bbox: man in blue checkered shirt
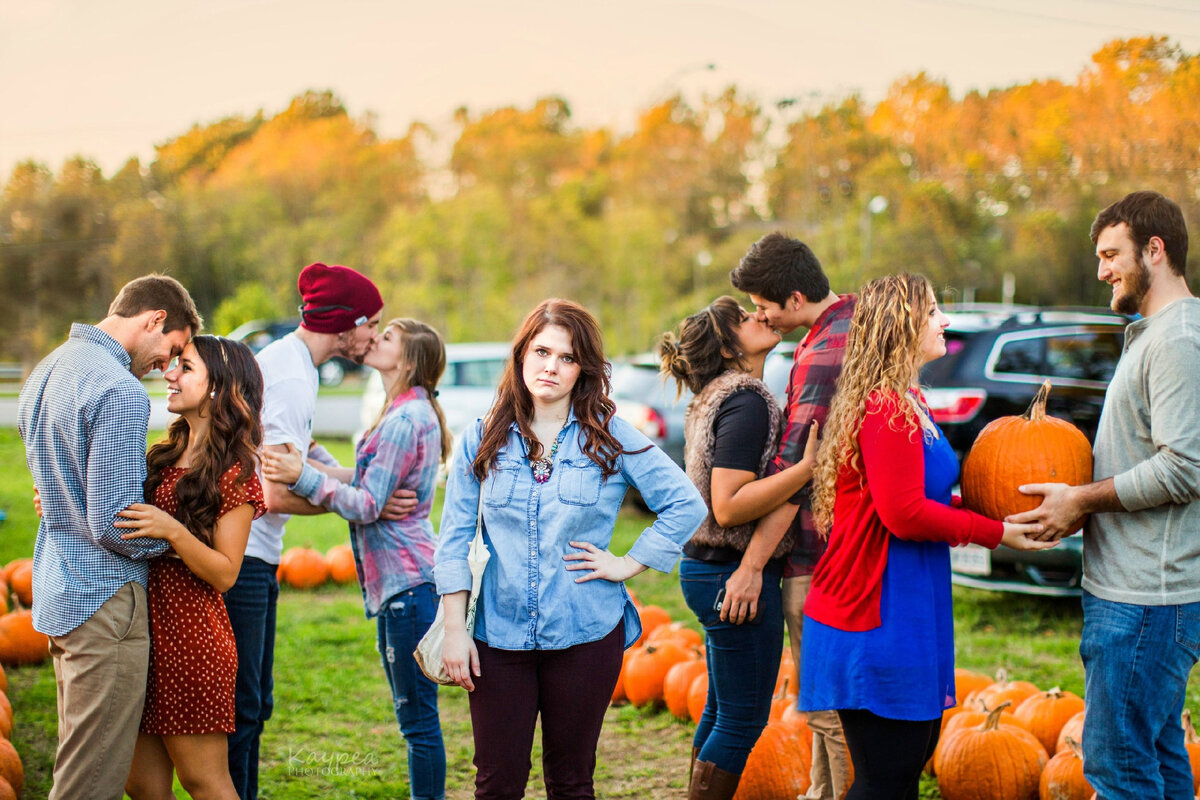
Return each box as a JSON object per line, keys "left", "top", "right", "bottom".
{"left": 18, "top": 274, "right": 201, "bottom": 800}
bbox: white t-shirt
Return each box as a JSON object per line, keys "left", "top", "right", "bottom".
{"left": 246, "top": 332, "right": 319, "bottom": 563}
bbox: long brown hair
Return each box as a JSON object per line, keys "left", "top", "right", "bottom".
{"left": 811, "top": 274, "right": 934, "bottom": 534}
{"left": 472, "top": 299, "right": 631, "bottom": 481}
{"left": 364, "top": 318, "right": 453, "bottom": 463}
{"left": 144, "top": 336, "right": 264, "bottom": 546}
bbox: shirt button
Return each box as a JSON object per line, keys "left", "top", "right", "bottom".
{"left": 531, "top": 610, "right": 538, "bottom": 617}
{"left": 529, "top": 521, "right": 536, "bottom": 528}
{"left": 530, "top": 581, "right": 536, "bottom": 588}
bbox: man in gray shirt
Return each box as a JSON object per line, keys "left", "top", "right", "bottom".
{"left": 1014, "top": 191, "right": 1199, "bottom": 798}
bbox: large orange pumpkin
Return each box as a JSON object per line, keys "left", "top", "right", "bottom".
{"left": 954, "top": 668, "right": 993, "bottom": 706}
{"left": 1055, "top": 710, "right": 1086, "bottom": 754}
{"left": 932, "top": 700, "right": 1023, "bottom": 772}
{"left": 280, "top": 547, "right": 329, "bottom": 589}
{"left": 0, "top": 663, "right": 6, "bottom": 694}
{"left": 1183, "top": 709, "right": 1200, "bottom": 793}
{"left": 647, "top": 621, "right": 703, "bottom": 649}
{"left": 0, "top": 775, "right": 15, "bottom": 800}
{"left": 0, "top": 692, "right": 10, "bottom": 739}
{"left": 1014, "top": 687, "right": 1085, "bottom": 754}
{"left": 967, "top": 669, "right": 1040, "bottom": 713}
{"left": 0, "top": 610, "right": 50, "bottom": 665}
{"left": 687, "top": 672, "right": 708, "bottom": 724}
{"left": 961, "top": 380, "right": 1093, "bottom": 530}
{"left": 5, "top": 563, "right": 31, "bottom": 610}
{"left": 664, "top": 658, "right": 707, "bottom": 720}
{"left": 0, "top": 562, "right": 27, "bottom": 588}
{"left": 0, "top": 737, "right": 21, "bottom": 797}
{"left": 936, "top": 706, "right": 1048, "bottom": 800}
{"left": 0, "top": 580, "right": 8, "bottom": 615}
{"left": 732, "top": 720, "right": 812, "bottom": 800}
{"left": 635, "top": 605, "right": 671, "bottom": 646}
{"left": 775, "top": 649, "right": 796, "bottom": 694}
{"left": 1039, "top": 736, "right": 1093, "bottom": 800}
{"left": 623, "top": 641, "right": 690, "bottom": 707}
{"left": 325, "top": 544, "right": 358, "bottom": 585}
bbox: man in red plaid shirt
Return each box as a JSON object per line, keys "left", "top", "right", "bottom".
{"left": 729, "top": 232, "right": 856, "bottom": 800}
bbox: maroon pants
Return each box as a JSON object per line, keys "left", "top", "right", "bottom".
{"left": 468, "top": 621, "right": 624, "bottom": 800}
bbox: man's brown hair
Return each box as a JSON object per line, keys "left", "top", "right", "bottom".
{"left": 1091, "top": 191, "right": 1189, "bottom": 277}
{"left": 107, "top": 274, "right": 203, "bottom": 334}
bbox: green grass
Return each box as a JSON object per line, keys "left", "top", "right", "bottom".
{"left": 2, "top": 430, "right": 1197, "bottom": 798}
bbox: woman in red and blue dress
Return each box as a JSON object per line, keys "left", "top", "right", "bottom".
{"left": 116, "top": 335, "right": 266, "bottom": 800}
{"left": 799, "top": 274, "right": 1053, "bottom": 800}
{"left": 262, "top": 319, "right": 451, "bottom": 800}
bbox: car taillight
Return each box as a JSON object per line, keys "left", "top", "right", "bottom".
{"left": 923, "top": 388, "right": 987, "bottom": 424}
{"left": 615, "top": 401, "right": 668, "bottom": 441}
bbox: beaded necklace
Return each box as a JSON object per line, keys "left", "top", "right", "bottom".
{"left": 528, "top": 420, "right": 569, "bottom": 484}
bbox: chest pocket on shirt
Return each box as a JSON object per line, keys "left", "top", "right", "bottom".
{"left": 484, "top": 460, "right": 522, "bottom": 507}
{"left": 557, "top": 458, "right": 602, "bottom": 506}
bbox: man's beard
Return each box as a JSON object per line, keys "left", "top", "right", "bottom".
{"left": 336, "top": 329, "right": 367, "bottom": 364}
{"left": 1112, "top": 255, "right": 1151, "bottom": 316}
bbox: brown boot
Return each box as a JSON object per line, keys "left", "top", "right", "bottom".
{"left": 688, "top": 759, "right": 741, "bottom": 800}
{"left": 688, "top": 746, "right": 701, "bottom": 784}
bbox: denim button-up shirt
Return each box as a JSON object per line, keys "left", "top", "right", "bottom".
{"left": 434, "top": 411, "right": 706, "bottom": 650}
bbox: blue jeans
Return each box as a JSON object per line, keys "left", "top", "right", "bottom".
{"left": 679, "top": 557, "right": 784, "bottom": 775}
{"left": 377, "top": 583, "right": 446, "bottom": 800}
{"left": 1080, "top": 590, "right": 1200, "bottom": 799}
{"left": 223, "top": 556, "right": 278, "bottom": 800}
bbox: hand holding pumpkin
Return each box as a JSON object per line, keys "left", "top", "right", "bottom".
{"left": 115, "top": 503, "right": 189, "bottom": 544}
{"left": 1009, "top": 482, "right": 1085, "bottom": 541}
{"left": 999, "top": 520, "right": 1058, "bottom": 551}
{"left": 261, "top": 443, "right": 305, "bottom": 485}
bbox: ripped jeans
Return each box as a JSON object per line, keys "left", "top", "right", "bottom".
{"left": 378, "top": 582, "right": 446, "bottom": 800}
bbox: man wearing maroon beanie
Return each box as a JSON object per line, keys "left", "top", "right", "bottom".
{"left": 224, "top": 262, "right": 387, "bottom": 799}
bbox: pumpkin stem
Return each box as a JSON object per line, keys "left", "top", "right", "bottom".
{"left": 1064, "top": 736, "right": 1084, "bottom": 759}
{"left": 993, "top": 667, "right": 1009, "bottom": 684}
{"left": 981, "top": 702, "right": 1011, "bottom": 732}
{"left": 1022, "top": 380, "right": 1053, "bottom": 422}
{"left": 776, "top": 677, "right": 790, "bottom": 699}
{"left": 1184, "top": 709, "right": 1200, "bottom": 745}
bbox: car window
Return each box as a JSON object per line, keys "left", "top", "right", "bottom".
{"left": 1044, "top": 332, "right": 1122, "bottom": 382}
{"left": 451, "top": 358, "right": 507, "bottom": 388}
{"left": 992, "top": 337, "right": 1043, "bottom": 375}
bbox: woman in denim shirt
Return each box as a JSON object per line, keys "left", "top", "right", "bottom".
{"left": 435, "top": 299, "right": 706, "bottom": 800}
{"left": 262, "top": 319, "right": 451, "bottom": 800}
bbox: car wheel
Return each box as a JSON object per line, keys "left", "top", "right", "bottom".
{"left": 318, "top": 360, "right": 346, "bottom": 387}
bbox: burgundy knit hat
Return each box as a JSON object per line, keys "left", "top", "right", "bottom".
{"left": 297, "top": 262, "right": 383, "bottom": 334}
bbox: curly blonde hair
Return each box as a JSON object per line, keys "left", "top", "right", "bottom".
{"left": 811, "top": 273, "right": 936, "bottom": 534}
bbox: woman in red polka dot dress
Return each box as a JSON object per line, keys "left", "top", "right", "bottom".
{"left": 115, "top": 335, "right": 266, "bottom": 800}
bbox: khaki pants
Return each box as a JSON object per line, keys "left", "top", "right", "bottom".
{"left": 783, "top": 575, "right": 851, "bottom": 800}
{"left": 48, "top": 581, "right": 150, "bottom": 800}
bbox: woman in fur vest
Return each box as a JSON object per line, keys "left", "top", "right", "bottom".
{"left": 660, "top": 296, "right": 819, "bottom": 800}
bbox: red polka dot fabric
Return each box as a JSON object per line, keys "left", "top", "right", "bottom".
{"left": 140, "top": 463, "right": 266, "bottom": 736}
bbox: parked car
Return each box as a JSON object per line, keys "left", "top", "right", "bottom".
{"left": 611, "top": 356, "right": 690, "bottom": 467}
{"left": 228, "top": 318, "right": 364, "bottom": 387}
{"left": 357, "top": 342, "right": 510, "bottom": 445}
{"left": 610, "top": 341, "right": 799, "bottom": 470}
{"left": 917, "top": 304, "right": 1131, "bottom": 597}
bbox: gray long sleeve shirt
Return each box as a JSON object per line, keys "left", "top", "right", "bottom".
{"left": 1084, "top": 297, "right": 1200, "bottom": 605}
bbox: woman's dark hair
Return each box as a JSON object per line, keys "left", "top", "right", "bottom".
{"left": 473, "top": 298, "right": 635, "bottom": 481}
{"left": 144, "top": 336, "right": 264, "bottom": 546}
{"left": 659, "top": 296, "right": 750, "bottom": 396}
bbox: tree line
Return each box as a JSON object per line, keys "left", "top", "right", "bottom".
{"left": 1, "top": 36, "right": 1196, "bottom": 364}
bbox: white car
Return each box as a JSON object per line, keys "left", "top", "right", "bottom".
{"left": 356, "top": 342, "right": 511, "bottom": 447}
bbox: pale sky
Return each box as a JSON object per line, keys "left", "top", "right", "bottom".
{"left": 3, "top": 0, "right": 1198, "bottom": 180}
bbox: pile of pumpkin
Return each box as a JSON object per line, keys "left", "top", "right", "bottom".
{"left": 611, "top": 601, "right": 817, "bottom": 799}
{"left": 276, "top": 544, "right": 357, "bottom": 589}
{"left": 0, "top": 559, "right": 43, "bottom": 799}
{"left": 612, "top": 602, "right": 1200, "bottom": 800}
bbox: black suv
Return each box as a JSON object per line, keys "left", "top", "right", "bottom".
{"left": 918, "top": 304, "right": 1131, "bottom": 597}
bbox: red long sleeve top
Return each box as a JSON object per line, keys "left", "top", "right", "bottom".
{"left": 804, "top": 391, "right": 1004, "bottom": 631}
